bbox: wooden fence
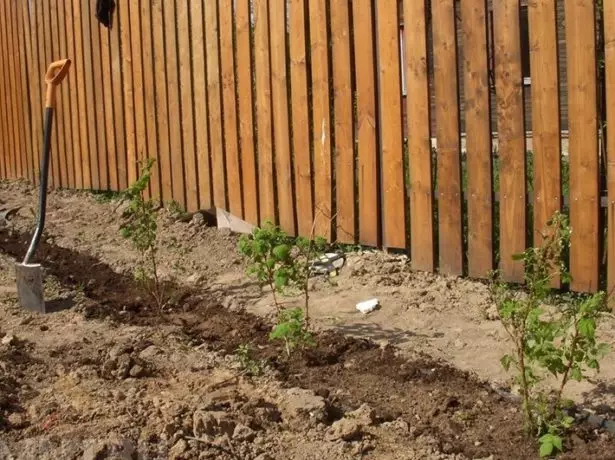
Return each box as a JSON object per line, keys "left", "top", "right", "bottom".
{"left": 0, "top": 0, "right": 611, "bottom": 294}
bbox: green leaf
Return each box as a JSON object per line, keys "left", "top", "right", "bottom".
{"left": 570, "top": 367, "right": 583, "bottom": 382}
{"left": 512, "top": 252, "right": 525, "bottom": 261}
{"left": 578, "top": 318, "right": 596, "bottom": 338}
{"left": 539, "top": 439, "right": 553, "bottom": 458}
{"left": 500, "top": 354, "right": 514, "bottom": 371}
{"left": 272, "top": 244, "right": 291, "bottom": 261}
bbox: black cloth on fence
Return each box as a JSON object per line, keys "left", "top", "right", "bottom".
{"left": 96, "top": 0, "right": 116, "bottom": 29}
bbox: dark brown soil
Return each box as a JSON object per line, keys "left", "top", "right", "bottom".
{"left": 1, "top": 227, "right": 614, "bottom": 459}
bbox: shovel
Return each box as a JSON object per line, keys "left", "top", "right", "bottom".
{"left": 15, "top": 59, "right": 71, "bottom": 313}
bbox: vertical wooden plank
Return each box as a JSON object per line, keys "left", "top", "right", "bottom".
{"left": 375, "top": 0, "right": 405, "bottom": 249}
{"left": 73, "top": 0, "right": 92, "bottom": 189}
{"left": 130, "top": 0, "right": 147, "bottom": 196}
{"left": 65, "top": 0, "right": 83, "bottom": 189}
{"left": 119, "top": 0, "right": 136, "bottom": 186}
{"left": 50, "top": 0, "right": 68, "bottom": 187}
{"left": 236, "top": 0, "right": 257, "bottom": 222}
{"left": 190, "top": 0, "right": 212, "bottom": 210}
{"left": 205, "top": 0, "right": 226, "bottom": 210}
{"left": 152, "top": 0, "right": 172, "bottom": 199}
{"left": 309, "top": 0, "right": 332, "bottom": 239}
{"left": 29, "top": 1, "right": 42, "bottom": 184}
{"left": 289, "top": 0, "right": 314, "bottom": 237}
{"left": 218, "top": 0, "right": 243, "bottom": 218}
{"left": 331, "top": 0, "right": 354, "bottom": 243}
{"left": 7, "top": 0, "right": 23, "bottom": 179}
{"left": 493, "top": 0, "right": 526, "bottom": 283}
{"left": 91, "top": 0, "right": 109, "bottom": 190}
{"left": 404, "top": 0, "right": 434, "bottom": 270}
{"left": 528, "top": 0, "right": 561, "bottom": 286}
{"left": 81, "top": 0, "right": 100, "bottom": 189}
{"left": 0, "top": 0, "right": 15, "bottom": 179}
{"left": 269, "top": 0, "right": 295, "bottom": 234}
{"left": 605, "top": 0, "right": 615, "bottom": 303}
{"left": 253, "top": 0, "right": 274, "bottom": 223}
{"left": 177, "top": 0, "right": 198, "bottom": 211}
{"left": 0, "top": 0, "right": 5, "bottom": 180}
{"left": 42, "top": 0, "right": 55, "bottom": 185}
{"left": 100, "top": 24, "right": 117, "bottom": 191}
{"left": 16, "top": 1, "right": 33, "bottom": 182}
{"left": 57, "top": 0, "right": 75, "bottom": 188}
{"left": 141, "top": 0, "right": 160, "bottom": 199}
{"left": 565, "top": 0, "right": 599, "bottom": 292}
{"left": 432, "top": 0, "right": 463, "bottom": 275}
{"left": 461, "top": 0, "right": 493, "bottom": 278}
{"left": 111, "top": 11, "right": 127, "bottom": 191}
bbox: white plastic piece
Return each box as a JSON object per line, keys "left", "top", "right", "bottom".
{"left": 356, "top": 298, "right": 379, "bottom": 314}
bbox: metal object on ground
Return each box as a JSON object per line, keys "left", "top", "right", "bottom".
{"left": 16, "top": 59, "right": 71, "bottom": 313}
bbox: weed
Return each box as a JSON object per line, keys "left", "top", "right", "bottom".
{"left": 120, "top": 159, "right": 166, "bottom": 311}
{"left": 238, "top": 221, "right": 294, "bottom": 310}
{"left": 293, "top": 235, "right": 328, "bottom": 327}
{"left": 492, "top": 212, "right": 611, "bottom": 457}
{"left": 91, "top": 190, "right": 122, "bottom": 204}
{"left": 269, "top": 308, "right": 314, "bottom": 357}
{"left": 166, "top": 200, "right": 184, "bottom": 218}
{"left": 235, "top": 344, "right": 266, "bottom": 376}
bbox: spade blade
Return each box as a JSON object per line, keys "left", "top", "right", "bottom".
{"left": 15, "top": 263, "right": 45, "bottom": 313}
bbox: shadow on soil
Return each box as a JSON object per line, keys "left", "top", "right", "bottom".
{"left": 0, "top": 228, "right": 614, "bottom": 459}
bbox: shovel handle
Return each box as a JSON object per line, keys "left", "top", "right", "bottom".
{"left": 45, "top": 59, "right": 71, "bottom": 108}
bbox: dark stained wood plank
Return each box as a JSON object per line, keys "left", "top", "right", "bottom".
{"left": 565, "top": 0, "right": 599, "bottom": 292}
{"left": 461, "top": 0, "right": 493, "bottom": 279}
{"left": 403, "top": 0, "right": 434, "bottom": 270}
{"left": 289, "top": 0, "right": 314, "bottom": 237}
{"left": 493, "top": 0, "right": 526, "bottom": 283}
{"left": 57, "top": 0, "right": 74, "bottom": 188}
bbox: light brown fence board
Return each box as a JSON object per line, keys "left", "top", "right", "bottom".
{"left": 432, "top": 0, "right": 463, "bottom": 275}
{"left": 493, "top": 0, "right": 526, "bottom": 283}
{"left": 565, "top": 0, "right": 599, "bottom": 292}
{"left": 289, "top": 0, "right": 314, "bottom": 237}
{"left": 404, "top": 0, "right": 434, "bottom": 271}
{"left": 461, "top": 0, "right": 492, "bottom": 279}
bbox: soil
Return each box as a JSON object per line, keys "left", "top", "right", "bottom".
{"left": 0, "top": 180, "right": 614, "bottom": 459}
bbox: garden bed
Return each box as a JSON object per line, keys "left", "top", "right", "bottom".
{"left": 0, "top": 180, "right": 613, "bottom": 459}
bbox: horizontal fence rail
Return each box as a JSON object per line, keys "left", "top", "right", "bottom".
{"left": 0, "top": 0, "right": 612, "bottom": 295}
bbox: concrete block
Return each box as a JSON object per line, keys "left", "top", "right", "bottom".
{"left": 216, "top": 208, "right": 255, "bottom": 235}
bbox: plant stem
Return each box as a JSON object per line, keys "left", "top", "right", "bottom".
{"left": 553, "top": 319, "right": 581, "bottom": 417}
{"left": 517, "top": 338, "right": 534, "bottom": 430}
{"left": 270, "top": 281, "right": 279, "bottom": 310}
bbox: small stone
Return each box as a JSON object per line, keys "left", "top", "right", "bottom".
{"left": 138, "top": 345, "right": 162, "bottom": 360}
{"left": 1, "top": 335, "right": 15, "bottom": 346}
{"left": 604, "top": 419, "right": 615, "bottom": 434}
{"left": 191, "top": 212, "right": 206, "bottom": 226}
{"left": 115, "top": 355, "right": 133, "bottom": 379}
{"left": 232, "top": 423, "right": 256, "bottom": 442}
{"left": 254, "top": 455, "right": 273, "bottom": 460}
{"left": 186, "top": 273, "right": 203, "bottom": 284}
{"left": 454, "top": 339, "right": 466, "bottom": 349}
{"left": 129, "top": 365, "right": 147, "bottom": 378}
{"left": 474, "top": 441, "right": 482, "bottom": 447}
{"left": 169, "top": 439, "right": 188, "bottom": 459}
{"left": 588, "top": 414, "right": 605, "bottom": 427}
{"left": 109, "top": 344, "right": 133, "bottom": 360}
{"left": 326, "top": 418, "right": 363, "bottom": 442}
{"left": 279, "top": 388, "right": 327, "bottom": 425}
{"left": 7, "top": 413, "right": 25, "bottom": 427}
{"left": 346, "top": 404, "right": 375, "bottom": 426}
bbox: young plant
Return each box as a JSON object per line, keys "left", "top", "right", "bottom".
{"left": 269, "top": 307, "right": 314, "bottom": 357}
{"left": 120, "top": 159, "right": 165, "bottom": 311}
{"left": 238, "top": 221, "right": 294, "bottom": 310}
{"left": 235, "top": 344, "right": 266, "bottom": 376}
{"left": 492, "top": 212, "right": 610, "bottom": 457}
{"left": 293, "top": 235, "right": 328, "bottom": 328}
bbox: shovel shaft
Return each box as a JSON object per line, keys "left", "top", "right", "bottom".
{"left": 23, "top": 108, "right": 54, "bottom": 265}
